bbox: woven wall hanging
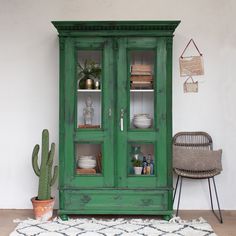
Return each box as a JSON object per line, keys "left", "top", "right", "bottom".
{"left": 183, "top": 76, "right": 198, "bottom": 93}
{"left": 179, "top": 39, "right": 204, "bottom": 77}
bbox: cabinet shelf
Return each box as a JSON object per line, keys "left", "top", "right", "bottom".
{"left": 78, "top": 89, "right": 154, "bottom": 92}
{"left": 77, "top": 89, "right": 101, "bottom": 92}
{"left": 130, "top": 89, "right": 154, "bottom": 92}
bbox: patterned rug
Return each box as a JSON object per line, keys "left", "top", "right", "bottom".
{"left": 10, "top": 217, "right": 217, "bottom": 236}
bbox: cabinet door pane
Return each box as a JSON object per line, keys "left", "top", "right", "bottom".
{"left": 77, "top": 50, "right": 102, "bottom": 129}
{"left": 129, "top": 143, "right": 155, "bottom": 176}
{"left": 76, "top": 143, "right": 102, "bottom": 175}
{"left": 129, "top": 50, "right": 155, "bottom": 129}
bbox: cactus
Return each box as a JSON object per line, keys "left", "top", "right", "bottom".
{"left": 32, "top": 129, "right": 58, "bottom": 200}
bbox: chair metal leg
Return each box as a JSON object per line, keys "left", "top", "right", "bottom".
{"left": 208, "top": 178, "right": 214, "bottom": 210}
{"left": 212, "top": 177, "right": 223, "bottom": 223}
{"left": 173, "top": 175, "right": 180, "bottom": 203}
{"left": 208, "top": 177, "right": 223, "bottom": 223}
{"left": 176, "top": 176, "right": 183, "bottom": 217}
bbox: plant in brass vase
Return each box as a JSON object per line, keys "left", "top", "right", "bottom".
{"left": 78, "top": 60, "right": 101, "bottom": 89}
{"left": 31, "top": 129, "right": 58, "bottom": 221}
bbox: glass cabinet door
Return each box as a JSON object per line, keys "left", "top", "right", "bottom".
{"left": 77, "top": 50, "right": 102, "bottom": 129}
{"left": 129, "top": 50, "right": 155, "bottom": 130}
{"left": 116, "top": 38, "right": 167, "bottom": 188}
{"left": 64, "top": 38, "right": 115, "bottom": 188}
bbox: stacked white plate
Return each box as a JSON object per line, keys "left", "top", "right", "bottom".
{"left": 78, "top": 155, "right": 96, "bottom": 169}
{"left": 133, "top": 114, "right": 152, "bottom": 128}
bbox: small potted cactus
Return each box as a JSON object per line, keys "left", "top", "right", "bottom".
{"left": 31, "top": 129, "right": 58, "bottom": 221}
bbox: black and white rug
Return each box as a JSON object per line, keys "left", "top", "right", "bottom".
{"left": 10, "top": 217, "right": 217, "bottom": 236}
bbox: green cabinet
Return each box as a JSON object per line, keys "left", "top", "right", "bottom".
{"left": 52, "top": 21, "right": 180, "bottom": 218}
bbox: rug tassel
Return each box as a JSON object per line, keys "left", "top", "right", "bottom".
{"left": 170, "top": 215, "right": 206, "bottom": 224}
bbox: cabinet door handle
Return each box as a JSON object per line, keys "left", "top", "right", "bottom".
{"left": 120, "top": 109, "right": 124, "bottom": 131}
{"left": 109, "top": 108, "right": 112, "bottom": 117}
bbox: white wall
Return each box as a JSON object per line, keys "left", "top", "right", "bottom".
{"left": 0, "top": 0, "right": 235, "bottom": 210}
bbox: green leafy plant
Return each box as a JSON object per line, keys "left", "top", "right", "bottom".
{"left": 77, "top": 59, "right": 101, "bottom": 80}
{"left": 32, "top": 129, "right": 58, "bottom": 200}
{"left": 132, "top": 159, "right": 142, "bottom": 167}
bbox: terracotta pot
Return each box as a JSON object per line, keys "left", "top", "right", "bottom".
{"left": 31, "top": 197, "right": 55, "bottom": 221}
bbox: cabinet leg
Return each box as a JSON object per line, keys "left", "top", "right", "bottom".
{"left": 60, "top": 214, "right": 69, "bottom": 221}
{"left": 163, "top": 214, "right": 171, "bottom": 221}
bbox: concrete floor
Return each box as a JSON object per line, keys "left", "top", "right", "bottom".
{"left": 1, "top": 210, "right": 235, "bottom": 236}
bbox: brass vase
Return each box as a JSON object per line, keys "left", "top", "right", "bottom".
{"left": 79, "top": 77, "right": 95, "bottom": 89}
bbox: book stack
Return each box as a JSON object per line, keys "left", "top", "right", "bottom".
{"left": 130, "top": 64, "right": 153, "bottom": 89}
{"left": 78, "top": 124, "right": 100, "bottom": 129}
{"left": 76, "top": 168, "right": 96, "bottom": 174}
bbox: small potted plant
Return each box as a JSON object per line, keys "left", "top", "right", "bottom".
{"left": 132, "top": 159, "right": 142, "bottom": 175}
{"left": 78, "top": 59, "right": 101, "bottom": 89}
{"left": 31, "top": 129, "right": 58, "bottom": 221}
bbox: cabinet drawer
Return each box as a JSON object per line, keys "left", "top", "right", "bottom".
{"left": 61, "top": 189, "right": 169, "bottom": 214}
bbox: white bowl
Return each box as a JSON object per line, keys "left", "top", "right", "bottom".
{"left": 79, "top": 155, "right": 95, "bottom": 160}
{"left": 133, "top": 119, "right": 152, "bottom": 128}
{"left": 133, "top": 114, "right": 151, "bottom": 119}
{"left": 78, "top": 159, "right": 96, "bottom": 164}
{"left": 134, "top": 123, "right": 151, "bottom": 127}
{"left": 133, "top": 123, "right": 152, "bottom": 129}
{"left": 133, "top": 117, "right": 152, "bottom": 122}
{"left": 133, "top": 114, "right": 152, "bottom": 123}
{"left": 78, "top": 155, "right": 96, "bottom": 169}
{"left": 134, "top": 122, "right": 151, "bottom": 127}
{"left": 133, "top": 113, "right": 150, "bottom": 118}
{"left": 78, "top": 163, "right": 96, "bottom": 169}
{"left": 78, "top": 160, "right": 96, "bottom": 169}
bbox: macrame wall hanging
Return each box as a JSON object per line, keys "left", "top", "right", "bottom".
{"left": 179, "top": 39, "right": 204, "bottom": 93}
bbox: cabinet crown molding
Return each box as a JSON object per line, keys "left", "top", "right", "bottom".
{"left": 52, "top": 21, "right": 180, "bottom": 36}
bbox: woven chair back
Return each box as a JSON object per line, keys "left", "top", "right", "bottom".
{"left": 173, "top": 131, "right": 212, "bottom": 150}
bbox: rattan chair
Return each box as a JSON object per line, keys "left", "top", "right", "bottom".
{"left": 172, "top": 132, "right": 223, "bottom": 223}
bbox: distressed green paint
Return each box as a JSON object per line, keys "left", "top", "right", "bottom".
{"left": 166, "top": 37, "right": 174, "bottom": 187}
{"left": 116, "top": 37, "right": 129, "bottom": 188}
{"left": 59, "top": 35, "right": 66, "bottom": 210}
{"left": 156, "top": 38, "right": 168, "bottom": 187}
{"left": 166, "top": 37, "right": 174, "bottom": 210}
{"left": 52, "top": 21, "right": 180, "bottom": 218}
{"left": 69, "top": 37, "right": 115, "bottom": 188}
{"left": 117, "top": 37, "right": 162, "bottom": 189}
{"left": 62, "top": 189, "right": 168, "bottom": 212}
{"left": 52, "top": 21, "right": 179, "bottom": 37}
{"left": 63, "top": 37, "right": 76, "bottom": 188}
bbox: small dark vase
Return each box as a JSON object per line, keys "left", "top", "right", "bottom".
{"left": 79, "top": 77, "right": 95, "bottom": 89}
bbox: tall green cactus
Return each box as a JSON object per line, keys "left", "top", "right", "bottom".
{"left": 32, "top": 129, "right": 58, "bottom": 200}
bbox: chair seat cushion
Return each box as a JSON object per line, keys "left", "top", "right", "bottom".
{"left": 174, "top": 168, "right": 221, "bottom": 178}
{"left": 173, "top": 146, "right": 222, "bottom": 171}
